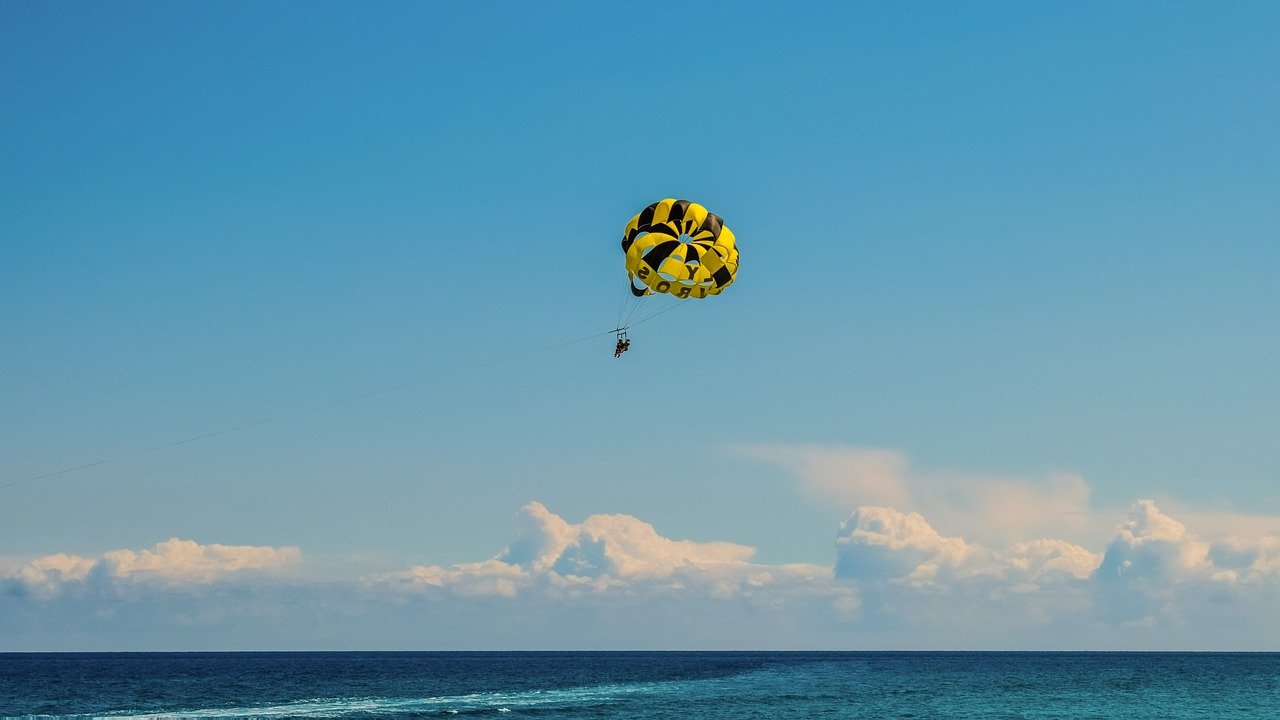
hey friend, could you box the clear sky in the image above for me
[2,1,1278,650]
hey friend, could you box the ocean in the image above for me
[2,651,1278,719]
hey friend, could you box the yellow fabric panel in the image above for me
[657,256,688,280]
[699,247,724,273]
[649,199,676,226]
[625,231,665,274]
[682,203,708,234]
[631,263,667,283]
[716,226,736,252]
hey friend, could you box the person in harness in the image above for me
[614,333,630,358]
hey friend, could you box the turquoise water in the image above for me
[3,651,1278,719]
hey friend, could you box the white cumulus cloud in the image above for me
[999,539,1101,583]
[835,506,985,584]
[392,502,805,600]
[393,560,527,598]
[1096,500,1210,583]
[4,538,301,596]
[104,538,302,583]
[7,553,97,598]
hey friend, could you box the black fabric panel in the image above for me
[699,213,723,238]
[712,267,732,287]
[669,199,690,224]
[637,203,657,230]
[641,239,681,268]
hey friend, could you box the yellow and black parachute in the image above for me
[622,198,738,300]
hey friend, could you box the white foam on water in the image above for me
[94,679,675,719]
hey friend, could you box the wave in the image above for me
[58,679,677,719]
[10,660,800,719]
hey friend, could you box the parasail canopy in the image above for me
[621,198,738,300]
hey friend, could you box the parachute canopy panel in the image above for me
[621,198,738,299]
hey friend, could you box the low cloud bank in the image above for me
[6,497,1280,650]
[6,538,301,599]
[833,499,1280,637]
[388,502,832,606]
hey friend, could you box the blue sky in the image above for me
[2,1,1278,650]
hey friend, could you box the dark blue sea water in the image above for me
[2,652,1278,719]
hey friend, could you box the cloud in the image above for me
[738,444,1109,548]
[393,560,527,598]
[7,553,97,599]
[1090,500,1280,626]
[551,505,756,579]
[1145,500,1280,543]
[1096,500,1210,583]
[366,504,847,649]
[6,498,1280,651]
[392,502,807,600]
[830,500,1280,647]
[1207,535,1280,580]
[104,538,302,583]
[4,538,300,597]
[368,500,1280,647]
[833,505,1101,588]
[999,539,1101,583]
[499,501,756,579]
[737,445,912,510]
[495,501,578,572]
[835,506,984,584]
